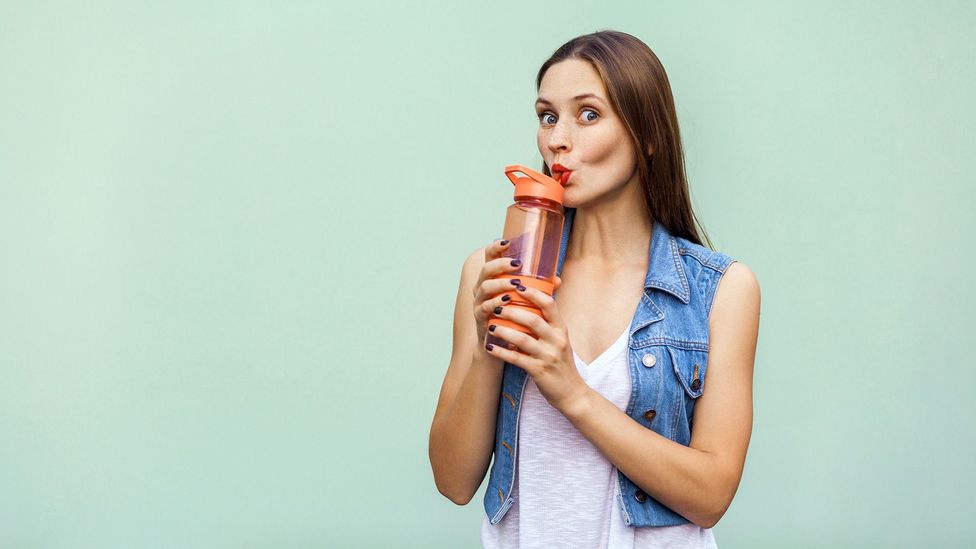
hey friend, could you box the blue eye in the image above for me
[538,109,599,125]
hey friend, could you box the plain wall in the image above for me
[1,1,974,547]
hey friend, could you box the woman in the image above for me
[429,30,760,548]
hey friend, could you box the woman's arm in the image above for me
[560,261,760,528]
[428,247,505,505]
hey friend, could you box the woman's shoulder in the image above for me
[673,236,760,297]
[672,235,737,275]
[670,236,760,321]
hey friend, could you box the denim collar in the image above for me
[556,207,691,304]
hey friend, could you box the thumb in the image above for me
[553,275,562,290]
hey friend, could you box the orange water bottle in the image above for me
[485,164,568,352]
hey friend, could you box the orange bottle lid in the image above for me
[505,165,564,205]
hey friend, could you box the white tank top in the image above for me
[481,324,718,548]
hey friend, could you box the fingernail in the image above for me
[489,325,496,332]
[510,259,521,267]
[517,285,526,292]
[486,343,494,351]
[510,279,521,286]
[493,306,503,314]
[500,240,509,246]
[501,295,511,302]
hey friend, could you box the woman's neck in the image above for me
[565,184,652,269]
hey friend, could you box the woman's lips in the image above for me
[552,163,573,185]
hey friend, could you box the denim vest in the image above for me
[483,206,736,527]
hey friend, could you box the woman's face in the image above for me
[536,59,642,208]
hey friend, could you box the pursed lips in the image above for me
[551,164,573,185]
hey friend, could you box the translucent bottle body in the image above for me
[485,197,564,352]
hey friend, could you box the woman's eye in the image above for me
[539,109,598,125]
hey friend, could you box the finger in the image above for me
[473,258,523,300]
[484,238,511,261]
[513,285,564,330]
[494,303,557,341]
[485,339,535,373]
[474,275,525,305]
[488,323,543,356]
[475,239,513,292]
[475,292,515,323]
[553,275,562,291]
[487,256,523,277]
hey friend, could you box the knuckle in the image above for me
[520,319,541,334]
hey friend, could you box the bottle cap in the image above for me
[504,165,564,204]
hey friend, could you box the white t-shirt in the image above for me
[480,325,718,549]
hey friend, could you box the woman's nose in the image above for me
[547,121,571,152]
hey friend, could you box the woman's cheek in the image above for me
[578,129,615,163]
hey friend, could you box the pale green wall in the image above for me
[1,1,973,547]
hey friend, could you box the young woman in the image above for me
[429,30,760,548]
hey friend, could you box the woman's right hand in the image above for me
[471,239,523,351]
[471,239,563,355]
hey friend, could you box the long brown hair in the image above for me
[536,30,713,249]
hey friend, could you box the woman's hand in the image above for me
[484,281,589,414]
[471,239,524,352]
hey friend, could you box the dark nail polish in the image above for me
[500,240,509,246]
[517,285,526,292]
[510,259,521,267]
[501,295,511,302]
[494,306,503,314]
[489,325,496,332]
[486,343,494,351]
[510,279,521,286]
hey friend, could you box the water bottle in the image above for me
[485,164,568,352]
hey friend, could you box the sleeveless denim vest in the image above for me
[483,206,736,527]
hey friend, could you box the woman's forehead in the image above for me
[537,59,608,104]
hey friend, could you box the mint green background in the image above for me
[1,1,973,547]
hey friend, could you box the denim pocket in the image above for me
[666,346,709,399]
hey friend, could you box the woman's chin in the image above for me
[561,189,585,209]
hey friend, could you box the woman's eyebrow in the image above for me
[535,93,608,107]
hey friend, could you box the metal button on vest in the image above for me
[690,363,702,391]
[634,490,648,503]
[643,409,656,422]
[642,354,657,367]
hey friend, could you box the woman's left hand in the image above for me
[485,277,591,414]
